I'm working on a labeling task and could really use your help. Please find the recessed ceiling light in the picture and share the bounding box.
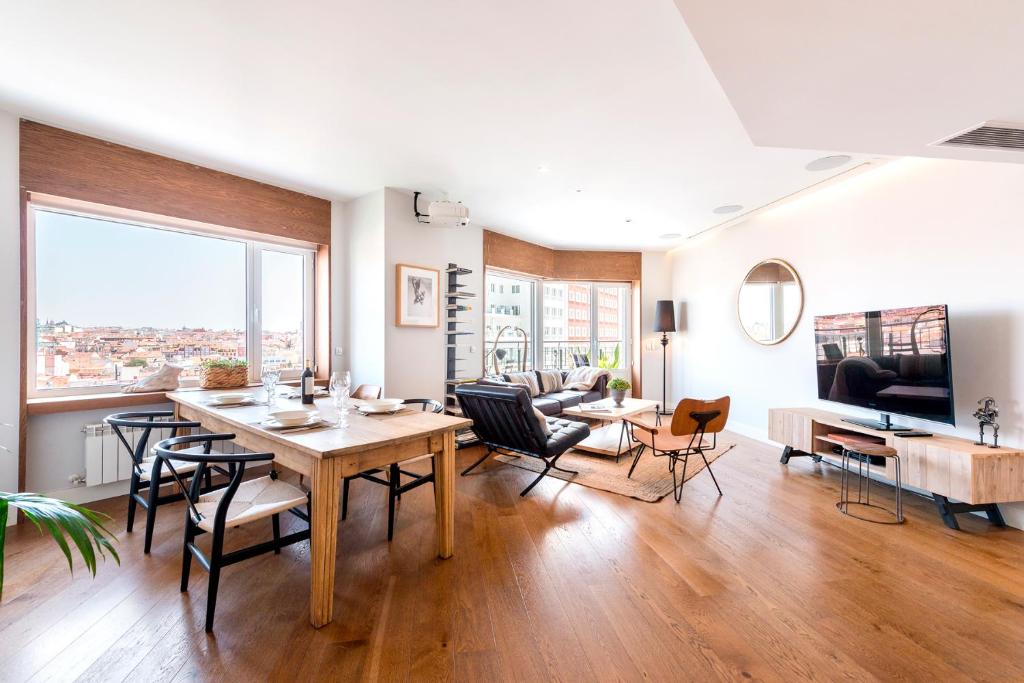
[805,155,852,171]
[713,204,743,215]
[624,218,632,223]
[659,233,682,240]
[536,165,551,173]
[575,188,583,193]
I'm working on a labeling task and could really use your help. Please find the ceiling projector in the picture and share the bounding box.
[414,191,470,227]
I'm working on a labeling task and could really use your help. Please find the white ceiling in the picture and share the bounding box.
[0,0,868,250]
[673,0,1024,164]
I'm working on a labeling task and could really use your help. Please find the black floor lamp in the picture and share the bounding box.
[654,300,675,415]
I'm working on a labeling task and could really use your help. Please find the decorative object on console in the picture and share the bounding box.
[608,378,630,406]
[198,359,248,389]
[396,263,440,327]
[973,396,1000,448]
[653,300,675,415]
[122,364,182,392]
[737,259,803,346]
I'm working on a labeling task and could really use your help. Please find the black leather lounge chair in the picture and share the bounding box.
[455,383,591,496]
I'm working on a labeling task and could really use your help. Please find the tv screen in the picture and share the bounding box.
[814,304,954,425]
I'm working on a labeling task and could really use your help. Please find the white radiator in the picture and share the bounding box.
[83,423,139,486]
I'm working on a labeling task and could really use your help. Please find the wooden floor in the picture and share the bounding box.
[4,431,1024,682]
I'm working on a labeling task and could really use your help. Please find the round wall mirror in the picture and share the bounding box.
[737,259,803,345]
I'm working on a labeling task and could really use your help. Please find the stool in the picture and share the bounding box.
[836,444,904,524]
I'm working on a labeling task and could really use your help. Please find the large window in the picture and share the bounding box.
[29,201,315,397]
[485,270,630,378]
[483,272,534,374]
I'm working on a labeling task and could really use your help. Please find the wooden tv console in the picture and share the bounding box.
[769,407,1024,530]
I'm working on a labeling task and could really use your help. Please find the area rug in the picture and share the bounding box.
[494,441,736,503]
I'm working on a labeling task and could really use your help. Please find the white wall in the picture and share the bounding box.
[330,199,347,375]
[640,251,673,409]
[669,157,1024,527]
[343,189,387,388]
[384,188,483,401]
[0,110,20,515]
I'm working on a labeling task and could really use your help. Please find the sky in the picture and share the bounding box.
[34,209,304,332]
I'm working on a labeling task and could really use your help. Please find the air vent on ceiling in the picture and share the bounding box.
[936,121,1024,151]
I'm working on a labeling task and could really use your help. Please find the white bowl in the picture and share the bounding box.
[267,409,314,426]
[210,392,252,404]
[358,398,405,414]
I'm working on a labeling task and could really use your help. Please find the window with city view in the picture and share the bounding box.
[484,270,630,377]
[31,205,314,396]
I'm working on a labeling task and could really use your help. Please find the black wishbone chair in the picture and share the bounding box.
[153,433,311,633]
[623,396,730,503]
[106,411,229,553]
[341,398,443,541]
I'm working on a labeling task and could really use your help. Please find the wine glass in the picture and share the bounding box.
[329,371,350,426]
[261,366,281,407]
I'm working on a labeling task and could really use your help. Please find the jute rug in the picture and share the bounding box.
[494,441,736,503]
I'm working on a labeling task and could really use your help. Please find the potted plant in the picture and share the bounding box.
[199,358,249,389]
[608,378,630,406]
[0,492,118,599]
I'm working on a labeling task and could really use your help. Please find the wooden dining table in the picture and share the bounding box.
[167,388,472,628]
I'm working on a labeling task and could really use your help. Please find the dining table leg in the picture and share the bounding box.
[434,430,456,559]
[309,457,341,628]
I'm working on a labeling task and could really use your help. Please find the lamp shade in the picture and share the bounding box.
[654,300,676,333]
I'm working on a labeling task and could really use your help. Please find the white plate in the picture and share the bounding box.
[210,392,254,404]
[357,403,404,415]
[261,414,322,430]
[267,409,316,426]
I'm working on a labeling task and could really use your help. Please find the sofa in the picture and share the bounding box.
[480,369,608,416]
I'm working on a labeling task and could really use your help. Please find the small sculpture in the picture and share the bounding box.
[973,397,1000,448]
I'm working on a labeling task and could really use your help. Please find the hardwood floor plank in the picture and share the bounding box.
[3,432,1024,680]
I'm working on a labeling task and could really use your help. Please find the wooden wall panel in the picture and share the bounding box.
[483,230,556,278]
[482,229,640,281]
[20,120,331,244]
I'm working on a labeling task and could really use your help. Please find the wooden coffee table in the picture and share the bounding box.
[561,397,661,461]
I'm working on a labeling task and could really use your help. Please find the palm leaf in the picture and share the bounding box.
[0,493,119,600]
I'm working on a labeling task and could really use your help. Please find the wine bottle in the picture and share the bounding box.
[301,359,315,404]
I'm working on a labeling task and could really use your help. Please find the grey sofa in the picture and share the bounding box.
[481,370,608,416]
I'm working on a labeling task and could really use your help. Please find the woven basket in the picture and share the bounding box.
[199,365,248,389]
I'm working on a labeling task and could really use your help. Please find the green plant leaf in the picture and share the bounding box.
[0,493,119,600]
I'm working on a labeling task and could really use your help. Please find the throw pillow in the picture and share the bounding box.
[122,364,182,393]
[533,407,553,436]
[506,371,540,397]
[537,369,563,394]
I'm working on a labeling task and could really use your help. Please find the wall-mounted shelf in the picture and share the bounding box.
[445,262,479,449]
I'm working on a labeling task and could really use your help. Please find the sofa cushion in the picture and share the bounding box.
[506,371,540,397]
[542,391,585,410]
[543,417,591,456]
[532,406,553,436]
[537,369,564,393]
[532,397,561,416]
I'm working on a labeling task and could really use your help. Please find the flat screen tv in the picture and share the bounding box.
[814,304,954,429]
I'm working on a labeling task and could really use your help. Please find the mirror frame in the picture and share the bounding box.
[737,258,804,346]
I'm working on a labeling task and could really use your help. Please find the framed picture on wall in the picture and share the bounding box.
[396,263,440,327]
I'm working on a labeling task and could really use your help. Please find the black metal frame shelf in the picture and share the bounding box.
[445,262,480,448]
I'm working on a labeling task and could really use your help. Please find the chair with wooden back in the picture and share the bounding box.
[352,384,383,400]
[623,396,730,502]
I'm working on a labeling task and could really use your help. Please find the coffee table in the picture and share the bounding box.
[561,397,661,461]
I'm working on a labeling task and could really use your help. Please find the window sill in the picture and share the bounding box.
[27,390,180,416]
[26,379,326,416]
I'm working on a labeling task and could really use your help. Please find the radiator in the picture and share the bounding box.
[83,423,140,486]
[82,423,244,487]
